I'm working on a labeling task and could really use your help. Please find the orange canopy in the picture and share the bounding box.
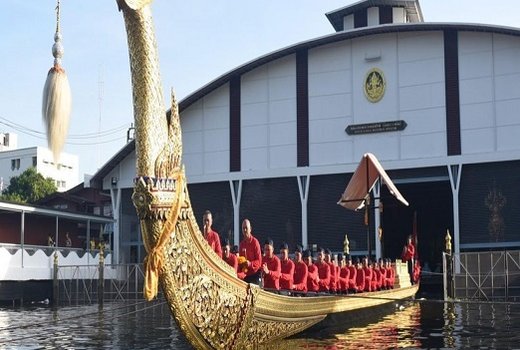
[337,153,409,210]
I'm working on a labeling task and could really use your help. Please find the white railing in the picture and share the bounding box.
[0,244,111,281]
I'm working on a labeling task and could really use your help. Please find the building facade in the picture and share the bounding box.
[91,0,520,271]
[0,133,79,192]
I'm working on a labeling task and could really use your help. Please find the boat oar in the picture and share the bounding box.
[42,0,71,162]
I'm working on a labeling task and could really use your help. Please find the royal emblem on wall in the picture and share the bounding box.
[364,68,386,103]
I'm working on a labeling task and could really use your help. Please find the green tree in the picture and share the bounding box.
[1,167,57,203]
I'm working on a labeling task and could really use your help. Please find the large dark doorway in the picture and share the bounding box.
[381,181,452,273]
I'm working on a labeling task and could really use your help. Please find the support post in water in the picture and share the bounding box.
[98,245,105,307]
[53,252,59,305]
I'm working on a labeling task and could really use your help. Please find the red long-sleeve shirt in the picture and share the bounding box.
[338,266,349,292]
[347,265,357,290]
[402,242,415,262]
[204,229,222,258]
[306,263,319,292]
[317,262,331,292]
[280,258,295,290]
[355,267,365,292]
[223,253,238,273]
[239,235,262,277]
[262,255,281,290]
[293,261,308,292]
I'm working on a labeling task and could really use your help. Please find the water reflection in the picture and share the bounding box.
[0,299,520,349]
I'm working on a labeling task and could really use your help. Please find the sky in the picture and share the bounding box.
[1,0,519,186]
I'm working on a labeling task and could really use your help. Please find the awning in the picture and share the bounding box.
[337,153,409,210]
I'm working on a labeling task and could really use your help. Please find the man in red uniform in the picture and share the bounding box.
[305,250,319,292]
[325,249,338,294]
[385,259,395,289]
[337,254,349,294]
[346,256,357,292]
[355,258,365,292]
[262,239,281,290]
[362,256,373,292]
[222,239,238,274]
[238,219,262,284]
[292,245,308,292]
[402,235,415,284]
[279,243,294,290]
[316,248,331,292]
[202,210,222,258]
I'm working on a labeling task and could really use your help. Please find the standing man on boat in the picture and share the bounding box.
[402,235,415,284]
[239,219,263,284]
[279,242,295,290]
[202,210,222,258]
[262,239,281,290]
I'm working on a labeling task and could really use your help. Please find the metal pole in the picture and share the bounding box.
[20,211,25,268]
[53,253,59,305]
[365,156,371,259]
[98,245,104,307]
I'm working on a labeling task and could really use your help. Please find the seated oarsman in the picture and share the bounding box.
[279,242,295,290]
[346,256,357,292]
[355,258,365,292]
[337,254,349,294]
[292,245,308,292]
[385,259,395,289]
[222,239,238,275]
[304,250,319,292]
[261,238,281,290]
[362,257,373,292]
[372,261,382,291]
[324,249,337,293]
[316,248,331,292]
[378,258,387,289]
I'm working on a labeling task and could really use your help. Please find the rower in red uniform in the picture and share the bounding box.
[305,250,319,292]
[324,249,337,293]
[362,257,373,292]
[385,259,395,289]
[337,254,349,294]
[279,242,295,290]
[202,210,222,258]
[346,256,357,292]
[238,219,262,284]
[413,259,421,284]
[222,239,238,274]
[355,258,365,292]
[261,238,281,290]
[292,245,308,292]
[316,248,331,292]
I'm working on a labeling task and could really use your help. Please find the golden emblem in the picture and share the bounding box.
[364,68,386,103]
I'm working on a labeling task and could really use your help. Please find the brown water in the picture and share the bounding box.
[0,298,519,349]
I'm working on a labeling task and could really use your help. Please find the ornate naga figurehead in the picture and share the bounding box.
[116,0,186,300]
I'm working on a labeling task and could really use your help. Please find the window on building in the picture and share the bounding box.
[32,156,37,167]
[11,158,20,171]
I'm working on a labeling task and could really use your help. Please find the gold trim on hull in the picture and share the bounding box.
[116,1,419,349]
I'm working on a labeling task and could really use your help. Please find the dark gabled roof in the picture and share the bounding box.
[90,22,520,189]
[325,0,423,32]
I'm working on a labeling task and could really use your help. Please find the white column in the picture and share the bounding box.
[110,186,122,264]
[297,175,310,249]
[448,163,462,273]
[229,180,242,246]
[373,179,382,260]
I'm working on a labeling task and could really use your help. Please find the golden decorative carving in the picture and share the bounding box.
[364,68,386,103]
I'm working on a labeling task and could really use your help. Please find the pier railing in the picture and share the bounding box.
[54,262,155,305]
[444,250,520,301]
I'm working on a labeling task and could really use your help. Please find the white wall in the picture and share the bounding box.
[182,84,230,177]
[241,54,297,172]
